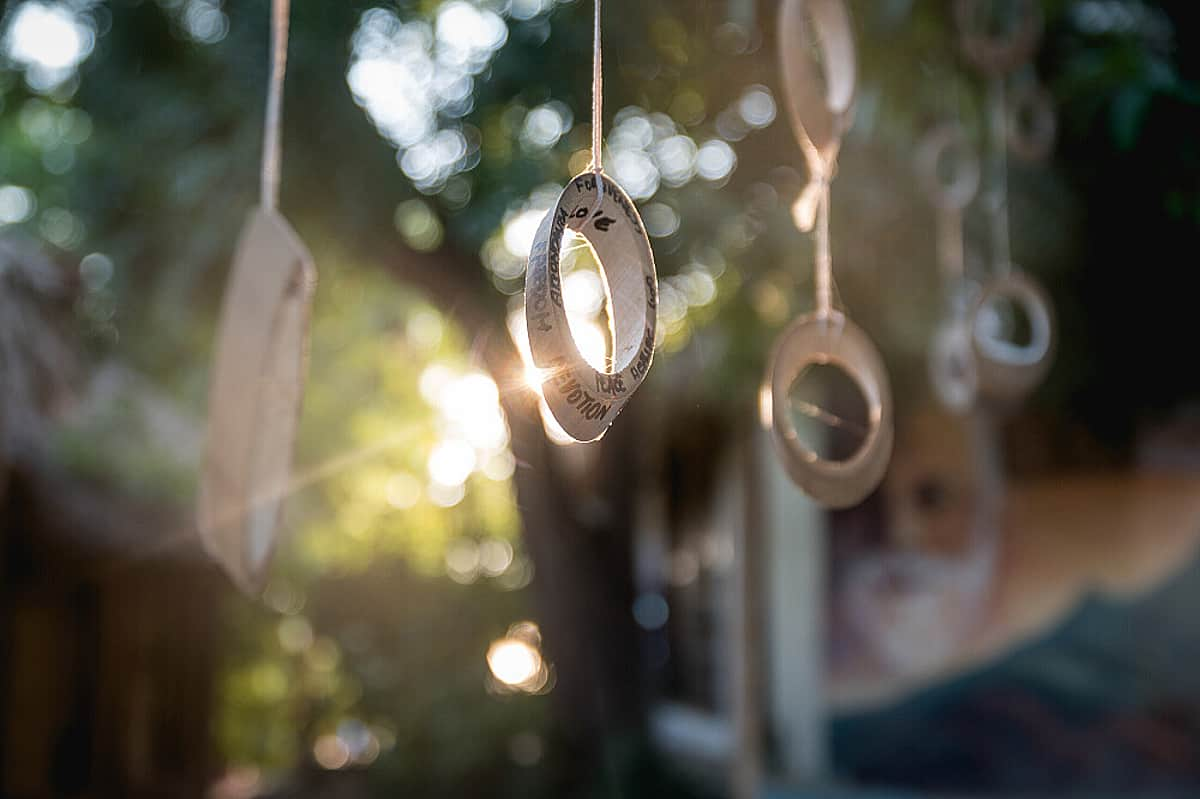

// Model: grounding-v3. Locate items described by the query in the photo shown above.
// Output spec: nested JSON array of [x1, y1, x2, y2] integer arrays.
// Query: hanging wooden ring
[[198, 208, 315, 593], [779, 0, 857, 215], [763, 313, 893, 508], [970, 269, 1055, 405], [525, 172, 658, 442], [916, 123, 981, 212], [955, 0, 1042, 75], [1007, 81, 1057, 162]]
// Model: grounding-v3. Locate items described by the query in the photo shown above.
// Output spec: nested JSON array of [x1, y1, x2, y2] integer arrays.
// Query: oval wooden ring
[[916, 123, 981, 212], [1007, 81, 1057, 162], [778, 0, 857, 171], [928, 315, 979, 413], [764, 313, 893, 508], [970, 270, 1055, 405], [955, 0, 1042, 75], [524, 172, 658, 442]]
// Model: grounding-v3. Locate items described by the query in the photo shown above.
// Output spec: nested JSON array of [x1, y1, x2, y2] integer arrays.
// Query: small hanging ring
[[525, 172, 658, 442], [916, 123, 981, 212], [969, 269, 1055, 405], [763, 313, 893, 508], [955, 0, 1042, 75]]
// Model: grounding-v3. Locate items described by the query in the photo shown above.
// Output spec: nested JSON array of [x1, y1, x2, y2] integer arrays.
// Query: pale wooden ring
[[916, 123, 981, 212], [955, 0, 1042, 75], [970, 269, 1055, 405], [764, 313, 893, 508], [524, 172, 658, 442]]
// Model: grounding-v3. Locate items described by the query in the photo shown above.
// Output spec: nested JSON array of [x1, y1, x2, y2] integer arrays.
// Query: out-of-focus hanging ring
[[763, 313, 894, 509], [916, 123, 981, 212], [525, 172, 658, 442], [955, 0, 1042, 75], [970, 269, 1055, 405]]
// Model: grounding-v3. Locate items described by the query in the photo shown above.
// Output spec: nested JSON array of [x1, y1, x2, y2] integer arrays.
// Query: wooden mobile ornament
[[523, 0, 659, 443], [918, 122, 983, 412], [956, 0, 1057, 408], [763, 0, 893, 509], [197, 0, 315, 594]]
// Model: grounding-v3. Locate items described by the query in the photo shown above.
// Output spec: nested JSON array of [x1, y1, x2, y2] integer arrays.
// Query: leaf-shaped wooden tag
[[198, 207, 315, 594]]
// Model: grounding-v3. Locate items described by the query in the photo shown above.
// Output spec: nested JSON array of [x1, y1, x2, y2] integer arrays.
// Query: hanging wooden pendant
[[969, 269, 1055, 407], [198, 208, 314, 593], [763, 313, 893, 508], [916, 123, 983, 413], [197, 0, 311, 593], [951, 0, 1055, 409], [523, 0, 659, 442], [525, 173, 657, 442], [766, 0, 893, 507]]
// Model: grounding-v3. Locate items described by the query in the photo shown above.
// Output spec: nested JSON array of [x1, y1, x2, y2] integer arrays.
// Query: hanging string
[[590, 0, 603, 173], [813, 175, 833, 318], [947, 72, 969, 282], [260, 0, 291, 211], [986, 75, 1011, 275]]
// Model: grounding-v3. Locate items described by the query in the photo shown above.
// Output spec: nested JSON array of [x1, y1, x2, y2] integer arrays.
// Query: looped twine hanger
[[957, 0, 1047, 275]]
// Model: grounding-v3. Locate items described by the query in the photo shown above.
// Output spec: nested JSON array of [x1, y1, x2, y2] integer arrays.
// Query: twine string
[[590, 0, 603, 173], [813, 172, 834, 318], [260, 0, 290, 211]]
